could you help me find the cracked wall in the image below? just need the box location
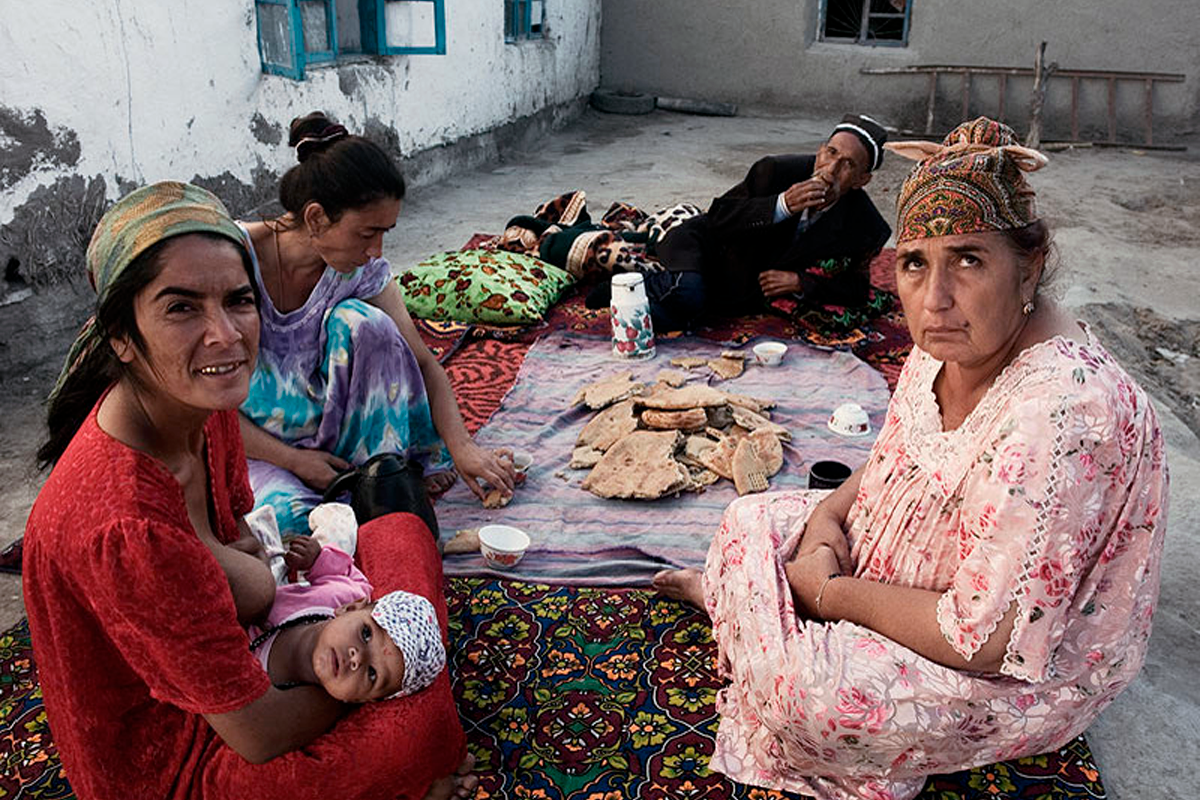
[1,0,600,377]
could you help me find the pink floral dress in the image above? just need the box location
[704,328,1168,800]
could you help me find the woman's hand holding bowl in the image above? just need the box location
[452,439,516,501]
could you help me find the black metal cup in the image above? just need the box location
[808,459,852,490]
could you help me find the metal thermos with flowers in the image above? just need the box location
[609,272,655,360]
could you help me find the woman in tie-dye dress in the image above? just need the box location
[653,118,1169,800]
[239,112,515,537]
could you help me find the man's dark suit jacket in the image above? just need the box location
[658,154,891,314]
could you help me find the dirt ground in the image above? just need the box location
[0,107,1197,797]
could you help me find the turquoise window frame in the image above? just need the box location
[363,0,447,56]
[298,0,338,64]
[255,0,446,80]
[505,0,545,42]
[255,0,306,79]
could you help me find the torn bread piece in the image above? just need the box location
[718,390,776,414]
[732,439,770,495]
[582,430,691,499]
[443,528,481,554]
[685,466,721,490]
[746,428,784,476]
[483,488,512,509]
[655,369,691,388]
[577,399,639,451]
[731,405,791,441]
[707,356,745,381]
[696,434,739,480]
[569,445,604,469]
[641,407,708,431]
[571,371,644,410]
[719,349,750,361]
[670,356,710,370]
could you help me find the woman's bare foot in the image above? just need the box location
[421,753,478,800]
[426,471,457,497]
[651,568,706,610]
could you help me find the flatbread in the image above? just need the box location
[571,371,644,410]
[731,405,791,441]
[655,369,691,388]
[707,356,745,381]
[483,488,512,509]
[581,431,690,499]
[719,390,775,414]
[637,384,730,410]
[747,428,784,476]
[670,356,709,370]
[577,399,638,451]
[641,407,708,431]
[569,445,604,469]
[696,433,738,480]
[732,439,769,495]
[443,528,481,554]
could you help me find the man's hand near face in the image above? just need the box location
[780,176,832,216]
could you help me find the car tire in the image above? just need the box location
[590,89,656,115]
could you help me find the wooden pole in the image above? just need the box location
[1026,41,1049,148]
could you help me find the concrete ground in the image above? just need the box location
[2,107,1197,797]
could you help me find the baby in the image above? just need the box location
[246,536,446,702]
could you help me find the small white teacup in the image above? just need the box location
[828,402,871,437]
[753,341,788,366]
[478,524,531,569]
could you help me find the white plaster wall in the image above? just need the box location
[0,0,601,223]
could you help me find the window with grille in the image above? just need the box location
[255,0,446,79]
[818,0,910,46]
[505,0,545,42]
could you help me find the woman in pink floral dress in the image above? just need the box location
[653,118,1168,800]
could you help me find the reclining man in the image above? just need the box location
[643,114,891,332]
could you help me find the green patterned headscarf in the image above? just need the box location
[50,181,249,403]
[886,117,1048,244]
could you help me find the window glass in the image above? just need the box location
[257,3,296,68]
[300,0,332,54]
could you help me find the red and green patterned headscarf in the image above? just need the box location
[886,117,1048,244]
[50,181,248,403]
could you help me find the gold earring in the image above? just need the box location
[1022,300,1036,316]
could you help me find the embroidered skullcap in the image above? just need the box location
[49,181,248,405]
[886,116,1048,244]
[371,590,446,699]
[832,114,888,171]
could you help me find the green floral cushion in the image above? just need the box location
[399,249,575,324]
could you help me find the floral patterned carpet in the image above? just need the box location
[0,247,1105,797]
[446,578,1107,800]
[0,588,1107,799]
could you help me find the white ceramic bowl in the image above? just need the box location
[753,341,788,366]
[828,402,871,437]
[478,524,531,569]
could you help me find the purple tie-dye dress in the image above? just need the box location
[238,229,451,536]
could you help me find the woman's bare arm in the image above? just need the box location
[237,413,349,491]
[794,466,863,573]
[204,685,347,764]
[786,544,1018,673]
[366,281,515,498]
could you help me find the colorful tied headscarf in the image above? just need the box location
[886,117,1048,244]
[49,181,248,404]
[371,590,446,699]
